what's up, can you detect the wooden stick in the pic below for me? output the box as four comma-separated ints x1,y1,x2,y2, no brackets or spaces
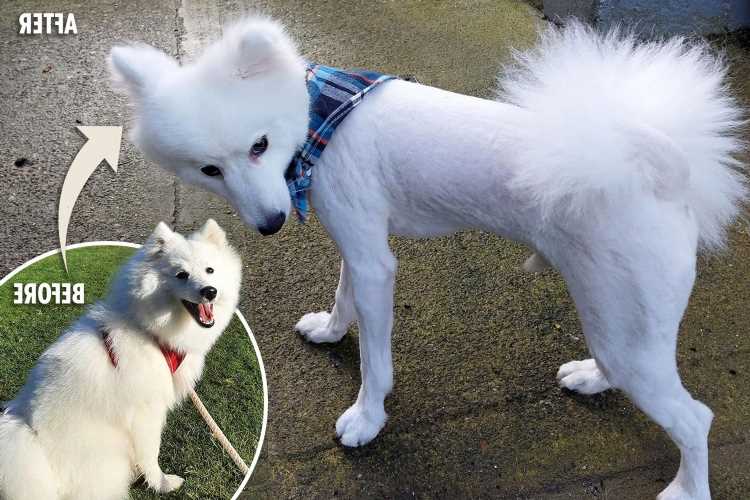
189,387,249,475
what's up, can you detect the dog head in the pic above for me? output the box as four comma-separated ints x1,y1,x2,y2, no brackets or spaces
109,18,309,235
110,220,242,352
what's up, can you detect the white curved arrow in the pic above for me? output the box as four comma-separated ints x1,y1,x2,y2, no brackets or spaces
58,126,122,273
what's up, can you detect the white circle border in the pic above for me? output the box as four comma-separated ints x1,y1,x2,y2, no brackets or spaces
0,241,268,500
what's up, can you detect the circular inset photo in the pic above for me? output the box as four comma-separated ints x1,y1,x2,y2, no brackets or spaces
0,223,266,500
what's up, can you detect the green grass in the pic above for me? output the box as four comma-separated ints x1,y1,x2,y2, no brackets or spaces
0,245,264,500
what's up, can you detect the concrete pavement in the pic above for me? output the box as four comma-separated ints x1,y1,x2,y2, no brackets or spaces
1,1,748,498
0,1,178,269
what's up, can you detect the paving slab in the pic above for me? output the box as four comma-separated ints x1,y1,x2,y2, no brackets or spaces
0,0,181,272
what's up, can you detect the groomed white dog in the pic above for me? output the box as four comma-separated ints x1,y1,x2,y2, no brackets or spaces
0,220,241,500
109,18,746,500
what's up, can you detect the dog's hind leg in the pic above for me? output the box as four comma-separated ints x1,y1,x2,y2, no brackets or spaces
0,416,60,500
296,260,356,343
557,233,711,500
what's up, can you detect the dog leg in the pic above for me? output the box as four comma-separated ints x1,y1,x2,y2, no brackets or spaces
556,358,611,394
0,416,61,500
562,242,710,500
597,345,712,500
326,228,395,447
132,406,184,493
296,260,356,343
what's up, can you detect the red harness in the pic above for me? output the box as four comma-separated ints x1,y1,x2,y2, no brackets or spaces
102,331,185,374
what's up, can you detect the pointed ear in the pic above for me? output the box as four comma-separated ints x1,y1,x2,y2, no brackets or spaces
194,219,227,247
109,44,178,98
226,18,301,78
144,221,175,257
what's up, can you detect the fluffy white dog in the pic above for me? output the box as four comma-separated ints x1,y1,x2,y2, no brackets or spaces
0,220,241,500
109,18,746,500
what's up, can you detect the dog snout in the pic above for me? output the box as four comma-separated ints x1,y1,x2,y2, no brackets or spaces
200,286,217,301
258,211,286,236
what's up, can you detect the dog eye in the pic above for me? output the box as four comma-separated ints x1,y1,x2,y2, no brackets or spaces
176,271,189,280
250,136,268,157
201,165,222,177
206,267,214,274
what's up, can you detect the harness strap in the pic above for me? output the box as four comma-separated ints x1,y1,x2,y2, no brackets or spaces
160,345,186,374
101,330,185,374
103,331,118,366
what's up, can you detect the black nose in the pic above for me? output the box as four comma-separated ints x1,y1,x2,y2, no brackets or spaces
258,211,286,236
200,286,217,301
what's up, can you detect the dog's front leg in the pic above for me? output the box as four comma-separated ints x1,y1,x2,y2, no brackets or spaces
296,259,356,343
334,241,396,447
132,404,184,493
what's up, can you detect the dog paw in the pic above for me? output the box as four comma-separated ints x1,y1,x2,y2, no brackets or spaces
557,358,597,378
335,403,386,447
150,473,184,493
557,358,611,395
657,480,709,500
295,311,345,343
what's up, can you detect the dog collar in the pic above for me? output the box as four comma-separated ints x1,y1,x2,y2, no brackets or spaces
285,63,396,221
102,330,185,375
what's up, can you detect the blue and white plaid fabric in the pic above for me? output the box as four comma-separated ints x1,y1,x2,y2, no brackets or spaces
286,63,396,221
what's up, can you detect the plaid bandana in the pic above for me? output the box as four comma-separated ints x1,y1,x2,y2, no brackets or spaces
286,63,396,221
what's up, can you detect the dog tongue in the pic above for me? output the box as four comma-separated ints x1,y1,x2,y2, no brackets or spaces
198,303,214,324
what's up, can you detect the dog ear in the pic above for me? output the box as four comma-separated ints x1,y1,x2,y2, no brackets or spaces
229,18,301,78
109,44,177,98
144,221,176,257
195,219,227,247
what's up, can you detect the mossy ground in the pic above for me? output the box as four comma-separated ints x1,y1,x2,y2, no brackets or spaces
0,246,264,500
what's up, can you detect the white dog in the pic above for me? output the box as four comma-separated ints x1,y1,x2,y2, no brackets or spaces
0,220,241,500
108,18,746,500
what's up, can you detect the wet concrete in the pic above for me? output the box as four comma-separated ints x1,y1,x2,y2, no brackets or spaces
0,1,748,499
0,1,179,267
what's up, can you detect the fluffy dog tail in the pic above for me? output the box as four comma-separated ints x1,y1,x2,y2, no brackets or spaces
0,415,59,499
497,21,747,250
